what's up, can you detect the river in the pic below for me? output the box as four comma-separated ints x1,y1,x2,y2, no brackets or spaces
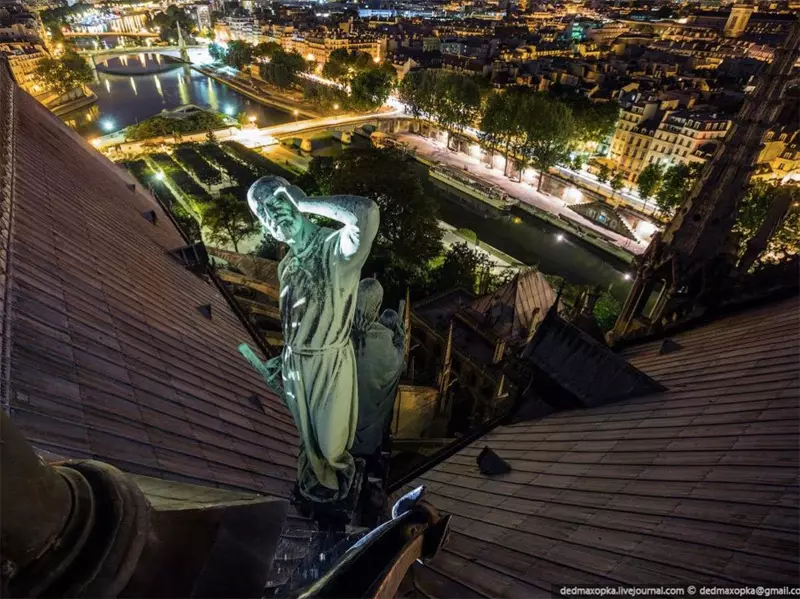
62,53,294,137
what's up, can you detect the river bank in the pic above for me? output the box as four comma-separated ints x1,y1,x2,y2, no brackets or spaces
395,131,643,264
193,65,321,120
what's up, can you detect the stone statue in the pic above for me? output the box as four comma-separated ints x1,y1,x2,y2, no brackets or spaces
239,176,379,504
350,279,406,459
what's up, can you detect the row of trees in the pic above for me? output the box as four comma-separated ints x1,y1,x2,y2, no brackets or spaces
399,70,619,188
481,91,575,191
124,111,226,141
209,40,311,89
637,162,703,217
209,41,395,111
399,69,482,149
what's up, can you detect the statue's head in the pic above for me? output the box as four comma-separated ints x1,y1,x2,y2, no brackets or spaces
247,176,306,244
352,278,384,352
355,278,384,330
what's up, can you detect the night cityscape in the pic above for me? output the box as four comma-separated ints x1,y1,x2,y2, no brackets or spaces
0,0,798,596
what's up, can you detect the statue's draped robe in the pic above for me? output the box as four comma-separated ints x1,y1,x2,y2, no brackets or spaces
351,285,405,458
278,221,376,501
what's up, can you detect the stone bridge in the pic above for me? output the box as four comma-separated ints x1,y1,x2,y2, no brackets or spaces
84,46,207,65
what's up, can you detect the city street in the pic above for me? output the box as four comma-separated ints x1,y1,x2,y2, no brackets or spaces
393,132,648,256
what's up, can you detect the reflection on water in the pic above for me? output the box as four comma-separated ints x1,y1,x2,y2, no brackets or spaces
71,13,149,34
62,62,294,137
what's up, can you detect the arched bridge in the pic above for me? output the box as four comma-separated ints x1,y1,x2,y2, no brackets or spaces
64,31,159,38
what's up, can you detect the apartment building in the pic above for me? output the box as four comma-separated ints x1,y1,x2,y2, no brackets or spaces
647,109,731,168
1,42,47,97
215,14,259,44
610,97,731,181
291,34,382,64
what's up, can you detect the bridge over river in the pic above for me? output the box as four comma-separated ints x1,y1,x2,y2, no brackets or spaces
81,45,208,65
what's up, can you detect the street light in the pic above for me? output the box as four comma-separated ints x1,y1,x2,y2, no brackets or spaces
293,109,299,121
556,233,565,242
333,103,339,110
155,171,165,181
101,118,115,132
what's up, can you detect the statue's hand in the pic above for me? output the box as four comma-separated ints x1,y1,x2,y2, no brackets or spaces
238,343,284,396
379,309,405,349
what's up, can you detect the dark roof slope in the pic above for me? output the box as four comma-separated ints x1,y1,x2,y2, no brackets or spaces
406,296,799,595
2,67,298,496
469,269,556,343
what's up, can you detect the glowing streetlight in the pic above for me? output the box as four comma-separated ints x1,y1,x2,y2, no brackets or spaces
373,55,381,63
623,273,632,281
101,118,115,132
223,104,235,116
556,233,565,242
333,103,339,110
155,171,165,181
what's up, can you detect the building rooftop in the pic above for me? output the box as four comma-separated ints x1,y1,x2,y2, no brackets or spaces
1,63,298,497
404,296,799,594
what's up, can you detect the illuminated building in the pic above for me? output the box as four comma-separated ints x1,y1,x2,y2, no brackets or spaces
610,98,732,182
286,34,382,65
0,42,47,97
194,4,211,32
723,1,755,38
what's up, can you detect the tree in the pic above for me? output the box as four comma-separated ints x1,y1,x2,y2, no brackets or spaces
399,69,482,148
734,183,800,264
397,69,434,119
254,41,281,59
225,40,254,71
520,94,575,189
208,43,225,62
259,49,308,89
349,68,395,111
202,193,258,253
655,163,702,218
322,48,355,82
34,50,93,97
548,85,619,150
609,171,625,199
300,148,443,303
431,242,502,295
434,71,482,150
480,91,525,174
596,163,611,184
151,6,194,43
637,162,664,210
303,80,348,112
593,290,622,332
